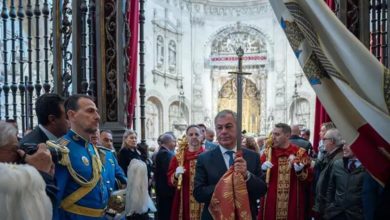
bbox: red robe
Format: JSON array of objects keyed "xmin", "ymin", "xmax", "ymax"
[
  {"xmin": 168, "ymin": 147, "xmax": 204, "ymax": 220},
  {"xmin": 258, "ymin": 144, "xmax": 312, "ymax": 220}
]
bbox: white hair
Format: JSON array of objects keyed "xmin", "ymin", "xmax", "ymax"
[
  {"xmin": 0, "ymin": 163, "xmax": 52, "ymax": 220},
  {"xmin": 125, "ymin": 159, "xmax": 156, "ymax": 216},
  {"xmin": 0, "ymin": 121, "xmax": 17, "ymax": 148}
]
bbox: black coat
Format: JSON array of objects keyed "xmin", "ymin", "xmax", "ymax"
[
  {"xmin": 20, "ymin": 126, "xmax": 58, "ymax": 206},
  {"xmin": 20, "ymin": 126, "xmax": 49, "ymax": 145},
  {"xmin": 154, "ymin": 146, "xmax": 175, "ymax": 220},
  {"xmin": 324, "ymin": 158, "xmax": 365, "ymax": 220},
  {"xmin": 193, "ymin": 147, "xmax": 267, "ymax": 220},
  {"xmin": 118, "ymin": 147, "xmax": 143, "ymax": 176}
]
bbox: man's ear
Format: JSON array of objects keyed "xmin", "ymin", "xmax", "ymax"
[{"xmin": 66, "ymin": 110, "xmax": 75, "ymax": 121}]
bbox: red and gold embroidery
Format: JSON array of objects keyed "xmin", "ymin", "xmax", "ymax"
[{"xmin": 276, "ymin": 157, "xmax": 290, "ymax": 220}]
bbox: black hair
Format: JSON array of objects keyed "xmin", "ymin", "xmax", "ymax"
[
  {"xmin": 275, "ymin": 123, "xmax": 291, "ymax": 134},
  {"xmin": 100, "ymin": 129, "xmax": 113, "ymax": 135},
  {"xmin": 186, "ymin": 124, "xmax": 201, "ymax": 134},
  {"xmin": 64, "ymin": 94, "xmax": 94, "ymax": 115},
  {"xmin": 35, "ymin": 93, "xmax": 64, "ymax": 125}
]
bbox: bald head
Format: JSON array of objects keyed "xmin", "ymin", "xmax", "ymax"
[
  {"xmin": 291, "ymin": 125, "xmax": 300, "ymax": 136},
  {"xmin": 205, "ymin": 128, "xmax": 215, "ymax": 142}
]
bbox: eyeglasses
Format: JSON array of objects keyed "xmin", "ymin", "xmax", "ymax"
[{"xmin": 323, "ymin": 137, "xmax": 333, "ymax": 141}]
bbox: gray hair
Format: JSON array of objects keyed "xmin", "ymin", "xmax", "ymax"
[
  {"xmin": 160, "ymin": 133, "xmax": 175, "ymax": 145},
  {"xmin": 325, "ymin": 128, "xmax": 343, "ymax": 146},
  {"xmin": 214, "ymin": 109, "xmax": 237, "ymax": 125},
  {"xmin": 0, "ymin": 121, "xmax": 18, "ymax": 148},
  {"xmin": 121, "ymin": 129, "xmax": 137, "ymax": 148},
  {"xmin": 0, "ymin": 163, "xmax": 53, "ymax": 220}
]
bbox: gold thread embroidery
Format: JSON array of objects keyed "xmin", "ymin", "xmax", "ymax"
[
  {"xmin": 276, "ymin": 157, "xmax": 290, "ymax": 220},
  {"xmin": 189, "ymin": 159, "xmax": 202, "ymax": 220}
]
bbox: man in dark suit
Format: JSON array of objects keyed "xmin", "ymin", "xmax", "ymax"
[
  {"xmin": 154, "ymin": 132, "xmax": 176, "ymax": 220},
  {"xmin": 193, "ymin": 110, "xmax": 267, "ymax": 220},
  {"xmin": 21, "ymin": 93, "xmax": 68, "ymax": 145}
]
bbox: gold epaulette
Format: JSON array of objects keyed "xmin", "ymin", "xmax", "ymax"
[
  {"xmin": 96, "ymin": 145, "xmax": 112, "ymax": 152},
  {"xmin": 57, "ymin": 137, "xmax": 70, "ymax": 147},
  {"xmin": 46, "ymin": 138, "xmax": 70, "ymax": 166}
]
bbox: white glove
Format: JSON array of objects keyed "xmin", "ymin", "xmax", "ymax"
[
  {"xmin": 175, "ymin": 166, "xmax": 185, "ymax": 178},
  {"xmin": 293, "ymin": 163, "xmax": 305, "ymax": 172},
  {"xmin": 261, "ymin": 161, "xmax": 273, "ymax": 171}
]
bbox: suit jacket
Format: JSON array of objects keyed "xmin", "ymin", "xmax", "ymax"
[
  {"xmin": 20, "ymin": 126, "xmax": 49, "ymax": 145},
  {"xmin": 154, "ymin": 146, "xmax": 175, "ymax": 198},
  {"xmin": 193, "ymin": 147, "xmax": 267, "ymax": 220},
  {"xmin": 20, "ymin": 126, "xmax": 58, "ymax": 208}
]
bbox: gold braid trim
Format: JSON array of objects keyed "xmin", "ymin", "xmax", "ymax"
[
  {"xmin": 276, "ymin": 157, "xmax": 290, "ymax": 220},
  {"xmin": 189, "ymin": 159, "xmax": 202, "ymax": 220},
  {"xmin": 53, "ymin": 139, "xmax": 102, "ymax": 187}
]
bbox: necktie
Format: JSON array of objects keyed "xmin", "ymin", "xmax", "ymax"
[
  {"xmin": 349, "ymin": 160, "xmax": 356, "ymax": 172},
  {"xmin": 226, "ymin": 151, "xmax": 234, "ymax": 167}
]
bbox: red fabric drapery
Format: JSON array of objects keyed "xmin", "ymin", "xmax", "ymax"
[
  {"xmin": 313, "ymin": 98, "xmax": 331, "ymax": 152},
  {"xmin": 127, "ymin": 0, "xmax": 139, "ymax": 128},
  {"xmin": 324, "ymin": 0, "xmax": 335, "ymax": 11}
]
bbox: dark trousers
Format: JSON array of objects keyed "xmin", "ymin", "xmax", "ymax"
[{"xmin": 156, "ymin": 195, "xmax": 173, "ymax": 220}]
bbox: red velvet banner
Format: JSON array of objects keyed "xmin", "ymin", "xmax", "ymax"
[{"xmin": 126, "ymin": 0, "xmax": 139, "ymax": 128}]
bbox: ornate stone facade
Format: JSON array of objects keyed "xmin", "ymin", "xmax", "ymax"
[{"xmin": 141, "ymin": 0, "xmax": 316, "ymax": 148}]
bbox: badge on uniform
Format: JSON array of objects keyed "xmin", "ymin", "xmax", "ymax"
[
  {"xmin": 81, "ymin": 156, "xmax": 90, "ymax": 166},
  {"xmin": 109, "ymin": 159, "xmax": 114, "ymax": 166}
]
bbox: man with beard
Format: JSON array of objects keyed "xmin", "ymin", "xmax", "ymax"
[
  {"xmin": 258, "ymin": 123, "xmax": 312, "ymax": 220},
  {"xmin": 54, "ymin": 94, "xmax": 108, "ymax": 220},
  {"xmin": 168, "ymin": 125, "xmax": 205, "ymax": 220}
]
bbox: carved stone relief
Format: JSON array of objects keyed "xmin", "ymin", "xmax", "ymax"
[
  {"xmin": 289, "ymin": 98, "xmax": 310, "ymax": 127},
  {"xmin": 169, "ymin": 101, "xmax": 189, "ymax": 138}
]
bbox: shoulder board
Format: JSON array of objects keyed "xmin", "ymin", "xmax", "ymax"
[
  {"xmin": 56, "ymin": 137, "xmax": 70, "ymax": 147},
  {"xmin": 97, "ymin": 145, "xmax": 112, "ymax": 152}
]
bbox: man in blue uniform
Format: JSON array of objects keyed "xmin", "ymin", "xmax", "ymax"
[
  {"xmin": 90, "ymin": 130, "xmax": 127, "ymax": 192},
  {"xmin": 54, "ymin": 94, "xmax": 108, "ymax": 220}
]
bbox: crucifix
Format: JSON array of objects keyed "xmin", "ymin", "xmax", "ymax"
[{"xmin": 228, "ymin": 47, "xmax": 251, "ymax": 150}]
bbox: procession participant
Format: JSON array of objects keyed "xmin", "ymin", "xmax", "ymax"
[
  {"xmin": 168, "ymin": 125, "xmax": 205, "ymax": 220},
  {"xmin": 194, "ymin": 110, "xmax": 267, "ymax": 220},
  {"xmin": 54, "ymin": 94, "xmax": 108, "ymax": 220},
  {"xmin": 258, "ymin": 123, "xmax": 312, "ymax": 220}
]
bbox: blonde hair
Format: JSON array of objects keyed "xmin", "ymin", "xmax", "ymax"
[
  {"xmin": 0, "ymin": 163, "xmax": 52, "ymax": 220},
  {"xmin": 125, "ymin": 160, "xmax": 156, "ymax": 216},
  {"xmin": 121, "ymin": 129, "xmax": 137, "ymax": 148}
]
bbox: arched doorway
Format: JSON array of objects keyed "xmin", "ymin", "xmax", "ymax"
[
  {"xmin": 208, "ymin": 22, "xmax": 271, "ymax": 135},
  {"xmin": 218, "ymin": 77, "xmax": 261, "ymax": 134}
]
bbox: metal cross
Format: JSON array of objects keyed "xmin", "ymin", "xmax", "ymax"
[{"xmin": 228, "ymin": 47, "xmax": 251, "ymax": 150}]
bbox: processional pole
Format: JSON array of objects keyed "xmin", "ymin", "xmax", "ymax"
[{"xmin": 229, "ymin": 47, "xmax": 251, "ymax": 150}]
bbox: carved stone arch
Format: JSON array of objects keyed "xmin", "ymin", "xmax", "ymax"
[
  {"xmin": 204, "ymin": 22, "xmax": 273, "ymax": 58},
  {"xmin": 206, "ymin": 23, "xmax": 270, "ymax": 135},
  {"xmin": 217, "ymin": 77, "xmax": 261, "ymax": 134},
  {"xmin": 146, "ymin": 96, "xmax": 163, "ymax": 143},
  {"xmin": 289, "ymin": 97, "xmax": 310, "ymax": 128}
]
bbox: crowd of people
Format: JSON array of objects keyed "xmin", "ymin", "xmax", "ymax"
[{"xmin": 0, "ymin": 93, "xmax": 388, "ymax": 220}]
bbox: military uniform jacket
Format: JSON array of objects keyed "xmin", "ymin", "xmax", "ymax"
[{"xmin": 54, "ymin": 130, "xmax": 109, "ymax": 220}]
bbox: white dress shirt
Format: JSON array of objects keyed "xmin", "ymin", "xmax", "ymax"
[{"xmin": 219, "ymin": 145, "xmax": 237, "ymax": 169}]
